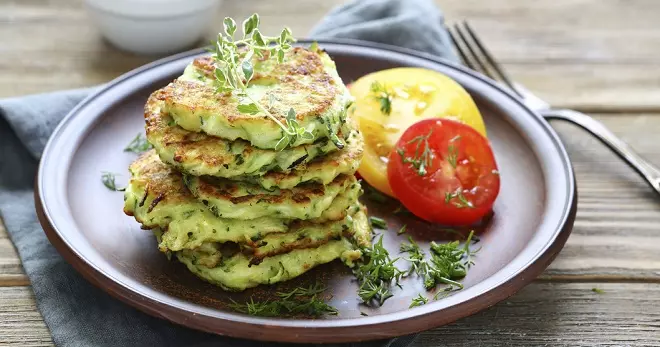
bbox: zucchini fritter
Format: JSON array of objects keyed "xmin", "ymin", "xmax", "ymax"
[
  {"xmin": 184, "ymin": 174, "xmax": 361, "ymax": 220},
  {"xmin": 165, "ymin": 48, "xmax": 352, "ymax": 149},
  {"xmin": 165, "ymin": 208, "xmax": 371, "ymax": 291},
  {"xmin": 123, "ymin": 151, "xmax": 357, "ymax": 252},
  {"xmin": 145, "ymin": 93, "xmax": 343, "ymax": 180}
]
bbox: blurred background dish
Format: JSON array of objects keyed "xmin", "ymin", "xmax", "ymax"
[{"xmin": 84, "ymin": 0, "xmax": 222, "ymax": 55}]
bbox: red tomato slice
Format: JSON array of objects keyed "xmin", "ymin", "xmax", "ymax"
[{"xmin": 387, "ymin": 118, "xmax": 500, "ymax": 226}]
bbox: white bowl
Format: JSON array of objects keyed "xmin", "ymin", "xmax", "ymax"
[{"xmin": 85, "ymin": 0, "xmax": 222, "ymax": 55}]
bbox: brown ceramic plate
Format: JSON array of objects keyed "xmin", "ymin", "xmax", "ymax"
[{"xmin": 35, "ymin": 39, "xmax": 576, "ymax": 343}]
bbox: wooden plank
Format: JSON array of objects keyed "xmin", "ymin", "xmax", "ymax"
[
  {"xmin": 0, "ymin": 287, "xmax": 51, "ymax": 346},
  {"xmin": 0, "ymin": 224, "xmax": 28, "ymax": 287},
  {"xmin": 1, "ymin": 0, "xmax": 660, "ymax": 110},
  {"xmin": 414, "ymin": 282, "xmax": 660, "ymax": 346},
  {"xmin": 1, "ymin": 114, "xmax": 660, "ymax": 282},
  {"xmin": 544, "ymin": 114, "xmax": 660, "ymax": 279},
  {"xmin": 1, "ymin": 283, "xmax": 658, "ymax": 346}
]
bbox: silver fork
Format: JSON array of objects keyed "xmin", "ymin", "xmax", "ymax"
[{"xmin": 448, "ymin": 21, "xmax": 660, "ymax": 196}]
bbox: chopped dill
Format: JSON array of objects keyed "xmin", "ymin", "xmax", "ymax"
[
  {"xmin": 409, "ymin": 293, "xmax": 429, "ymax": 308},
  {"xmin": 229, "ymin": 281, "xmax": 337, "ymax": 317},
  {"xmin": 370, "ymin": 81, "xmax": 394, "ymax": 115},
  {"xmin": 353, "ymin": 235, "xmax": 404, "ymax": 306}
]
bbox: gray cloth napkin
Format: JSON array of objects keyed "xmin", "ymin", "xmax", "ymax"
[{"xmin": 0, "ymin": 0, "xmax": 456, "ymax": 346}]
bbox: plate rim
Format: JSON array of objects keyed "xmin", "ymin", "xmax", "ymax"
[{"xmin": 35, "ymin": 38, "xmax": 577, "ymax": 343}]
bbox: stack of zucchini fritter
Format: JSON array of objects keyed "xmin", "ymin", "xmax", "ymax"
[{"xmin": 123, "ymin": 47, "xmax": 369, "ymax": 291}]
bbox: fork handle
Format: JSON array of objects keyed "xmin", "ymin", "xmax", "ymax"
[{"xmin": 541, "ymin": 109, "xmax": 660, "ymax": 194}]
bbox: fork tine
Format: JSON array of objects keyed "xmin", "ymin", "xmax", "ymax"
[
  {"xmin": 453, "ymin": 23, "xmax": 495, "ymax": 80},
  {"xmin": 462, "ymin": 21, "xmax": 523, "ymax": 97},
  {"xmin": 447, "ymin": 26, "xmax": 476, "ymax": 70}
]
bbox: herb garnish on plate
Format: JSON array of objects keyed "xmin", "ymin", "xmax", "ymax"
[{"xmin": 229, "ymin": 282, "xmax": 337, "ymax": 317}]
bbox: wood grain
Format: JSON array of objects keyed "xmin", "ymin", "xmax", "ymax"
[
  {"xmin": 1, "ymin": 283, "xmax": 658, "ymax": 346},
  {"xmin": 0, "ymin": 224, "xmax": 28, "ymax": 287},
  {"xmin": 1, "ymin": 0, "xmax": 660, "ymax": 110}
]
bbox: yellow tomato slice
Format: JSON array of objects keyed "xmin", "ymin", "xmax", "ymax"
[{"xmin": 349, "ymin": 67, "xmax": 487, "ymax": 197}]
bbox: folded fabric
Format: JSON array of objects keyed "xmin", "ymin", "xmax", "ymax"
[{"xmin": 0, "ymin": 0, "xmax": 456, "ymax": 345}]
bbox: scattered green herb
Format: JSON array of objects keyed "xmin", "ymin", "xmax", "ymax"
[
  {"xmin": 397, "ymin": 225, "xmax": 408, "ymax": 235},
  {"xmin": 432, "ymin": 287, "xmax": 454, "ymax": 301},
  {"xmin": 396, "ymin": 128, "xmax": 434, "ymax": 176},
  {"xmin": 446, "ymin": 135, "xmax": 461, "ymax": 168},
  {"xmin": 124, "ymin": 133, "xmax": 152, "ymax": 154},
  {"xmin": 229, "ymin": 282, "xmax": 337, "ymax": 317},
  {"xmin": 444, "ymin": 188, "xmax": 474, "ymax": 209},
  {"xmin": 400, "ymin": 231, "xmax": 480, "ymax": 292},
  {"xmin": 353, "ymin": 235, "xmax": 404, "ymax": 306},
  {"xmin": 101, "ymin": 172, "xmax": 125, "ymax": 191},
  {"xmin": 400, "ymin": 236, "xmax": 435, "ymax": 289},
  {"xmin": 592, "ymin": 287, "xmax": 605, "ymax": 294},
  {"xmin": 277, "ymin": 281, "xmax": 327, "ymax": 300},
  {"xmin": 370, "ymin": 81, "xmax": 394, "ymax": 115},
  {"xmin": 369, "ymin": 216, "xmax": 388, "ymax": 230},
  {"xmin": 210, "ymin": 14, "xmax": 323, "ymax": 151},
  {"xmin": 409, "ymin": 293, "xmax": 429, "ymax": 308}
]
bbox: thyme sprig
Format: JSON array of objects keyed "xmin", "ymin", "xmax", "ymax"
[
  {"xmin": 229, "ymin": 281, "xmax": 337, "ymax": 317},
  {"xmin": 396, "ymin": 128, "xmax": 435, "ymax": 176},
  {"xmin": 124, "ymin": 133, "xmax": 152, "ymax": 154},
  {"xmin": 353, "ymin": 235, "xmax": 404, "ymax": 306},
  {"xmin": 370, "ymin": 81, "xmax": 394, "ymax": 115},
  {"xmin": 101, "ymin": 172, "xmax": 125, "ymax": 192},
  {"xmin": 210, "ymin": 14, "xmax": 315, "ymax": 151}
]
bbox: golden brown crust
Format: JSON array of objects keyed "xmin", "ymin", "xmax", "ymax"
[
  {"xmin": 192, "ymin": 174, "xmax": 352, "ymax": 207},
  {"xmin": 166, "ymin": 47, "xmax": 339, "ymax": 125}
]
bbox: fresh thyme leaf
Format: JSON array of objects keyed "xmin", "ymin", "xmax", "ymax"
[
  {"xmin": 124, "ymin": 133, "xmax": 152, "ymax": 154},
  {"xmin": 360, "ymin": 311, "xmax": 369, "ymax": 316},
  {"xmin": 409, "ymin": 293, "xmax": 429, "ymax": 308},
  {"xmin": 353, "ymin": 235, "xmax": 404, "ymax": 306},
  {"xmin": 397, "ymin": 225, "xmax": 407, "ymax": 235},
  {"xmin": 370, "ymin": 81, "xmax": 393, "ymax": 115},
  {"xmin": 397, "ymin": 128, "xmax": 434, "ymax": 176},
  {"xmin": 369, "ymin": 216, "xmax": 388, "ymax": 230},
  {"xmin": 230, "ymin": 282, "xmax": 337, "ymax": 317},
  {"xmin": 211, "ymin": 13, "xmax": 312, "ymax": 151},
  {"xmin": 223, "ymin": 17, "xmax": 237, "ymax": 37},
  {"xmin": 237, "ymin": 103, "xmax": 260, "ymax": 115},
  {"xmin": 592, "ymin": 287, "xmax": 605, "ymax": 294},
  {"xmin": 101, "ymin": 172, "xmax": 125, "ymax": 192}
]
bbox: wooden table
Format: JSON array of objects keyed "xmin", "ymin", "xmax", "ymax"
[{"xmin": 2, "ymin": 0, "xmax": 659, "ymax": 345}]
